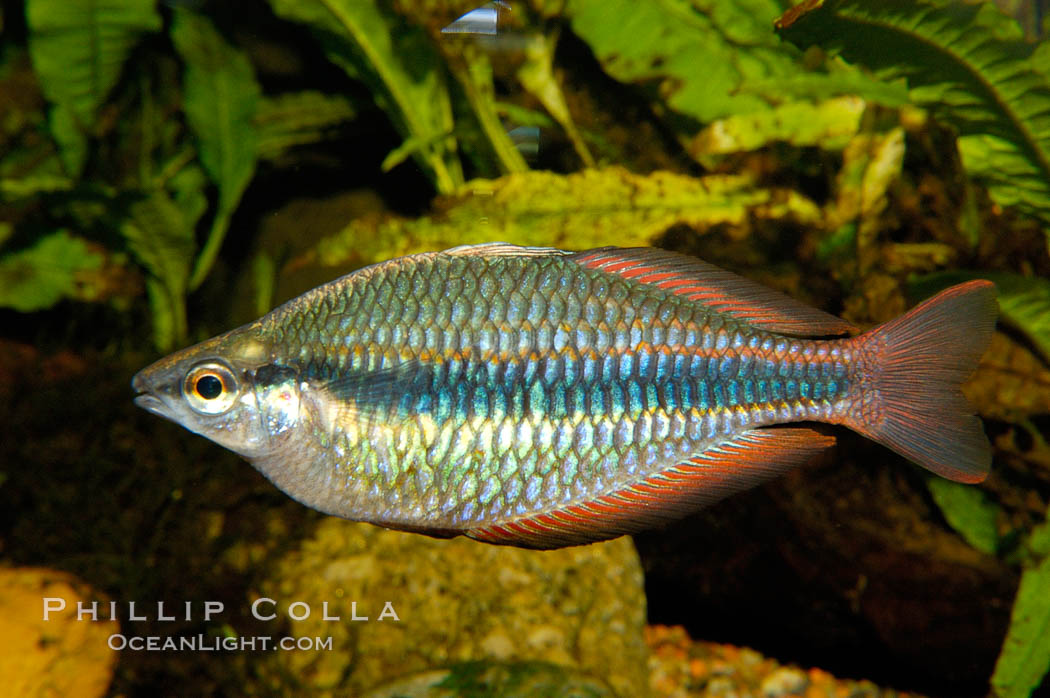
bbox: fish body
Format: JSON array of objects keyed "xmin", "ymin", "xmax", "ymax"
[{"xmin": 132, "ymin": 244, "xmax": 997, "ymax": 548}]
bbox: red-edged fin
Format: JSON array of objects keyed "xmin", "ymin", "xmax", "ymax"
[
  {"xmin": 849, "ymin": 280, "xmax": 997, "ymax": 483},
  {"xmin": 466, "ymin": 427, "xmax": 836, "ymax": 549},
  {"xmin": 572, "ymin": 247, "xmax": 855, "ymax": 336}
]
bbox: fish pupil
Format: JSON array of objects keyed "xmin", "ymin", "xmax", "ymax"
[{"xmin": 196, "ymin": 375, "xmax": 223, "ymax": 400}]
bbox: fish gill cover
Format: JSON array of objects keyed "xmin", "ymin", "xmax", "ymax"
[{"xmin": 1, "ymin": 0, "xmax": 1050, "ymax": 695}]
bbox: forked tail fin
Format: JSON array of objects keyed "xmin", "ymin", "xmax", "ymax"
[{"xmin": 850, "ymin": 280, "xmax": 998, "ymax": 483}]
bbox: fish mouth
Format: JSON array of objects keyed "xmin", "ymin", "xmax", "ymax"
[
  {"xmin": 133, "ymin": 393, "xmax": 173, "ymax": 419},
  {"xmin": 131, "ymin": 368, "xmax": 151, "ymax": 396},
  {"xmin": 132, "ymin": 370, "xmax": 176, "ymax": 421}
]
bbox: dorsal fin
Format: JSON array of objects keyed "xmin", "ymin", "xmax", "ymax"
[
  {"xmin": 444, "ymin": 242, "xmax": 569, "ymax": 258},
  {"xmin": 572, "ymin": 247, "xmax": 855, "ymax": 336},
  {"xmin": 466, "ymin": 427, "xmax": 836, "ymax": 549}
]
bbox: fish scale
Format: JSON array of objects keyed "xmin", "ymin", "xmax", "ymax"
[
  {"xmin": 257, "ymin": 254, "xmax": 850, "ymax": 525},
  {"xmin": 133, "ymin": 243, "xmax": 997, "ymax": 548}
]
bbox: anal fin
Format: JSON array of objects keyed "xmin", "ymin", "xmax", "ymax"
[{"xmin": 467, "ymin": 427, "xmax": 836, "ymax": 549}]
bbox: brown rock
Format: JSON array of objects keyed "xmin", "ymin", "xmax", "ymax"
[
  {"xmin": 0, "ymin": 567, "xmax": 119, "ymax": 698},
  {"xmin": 250, "ymin": 519, "xmax": 649, "ymax": 697}
]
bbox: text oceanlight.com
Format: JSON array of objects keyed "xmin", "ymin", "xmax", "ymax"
[{"xmin": 107, "ymin": 634, "xmax": 334, "ymax": 652}]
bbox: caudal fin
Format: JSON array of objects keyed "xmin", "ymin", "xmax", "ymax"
[{"xmin": 850, "ymin": 280, "xmax": 997, "ymax": 483}]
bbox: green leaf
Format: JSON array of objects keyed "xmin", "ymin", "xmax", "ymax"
[
  {"xmin": 170, "ymin": 10, "xmax": 261, "ymax": 291},
  {"xmin": 688, "ymin": 96, "xmax": 866, "ymax": 156},
  {"xmin": 443, "ymin": 42, "xmax": 527, "ymax": 175},
  {"xmin": 169, "ymin": 163, "xmax": 209, "ymax": 235},
  {"xmin": 0, "ymin": 174, "xmax": 74, "ymax": 201},
  {"xmin": 26, "ymin": 0, "xmax": 161, "ymax": 170},
  {"xmin": 827, "ymin": 126, "xmax": 907, "ymax": 276},
  {"xmin": 777, "ymin": 0, "xmax": 1050, "ymax": 238},
  {"xmin": 311, "ymin": 167, "xmax": 821, "ymax": 268},
  {"xmin": 516, "ymin": 32, "xmax": 594, "ymax": 167},
  {"xmin": 737, "ymin": 70, "xmax": 911, "ymax": 107},
  {"xmin": 566, "ymin": 0, "xmax": 789, "ymax": 125},
  {"xmin": 925, "ymin": 478, "xmax": 1000, "ymax": 556},
  {"xmin": 26, "ymin": 0, "xmax": 162, "ymax": 123},
  {"xmin": 251, "ymin": 251, "xmax": 277, "ymax": 318},
  {"xmin": 121, "ymin": 191, "xmax": 196, "ymax": 349},
  {"xmin": 909, "ymin": 271, "xmax": 1050, "ymax": 365},
  {"xmin": 255, "ymin": 91, "xmax": 357, "ymax": 161},
  {"xmin": 495, "ymin": 102, "xmax": 556, "ymax": 130},
  {"xmin": 1031, "ymin": 517, "xmax": 1050, "ymax": 558},
  {"xmin": 0, "ymin": 231, "xmax": 103, "ymax": 311},
  {"xmin": 48, "ymin": 103, "xmax": 89, "ymax": 177},
  {"xmin": 565, "ymin": 0, "xmax": 897, "ymax": 132},
  {"xmin": 381, "ymin": 133, "xmax": 450, "ymax": 174},
  {"xmin": 992, "ymin": 518, "xmax": 1050, "ymax": 698},
  {"xmin": 268, "ymin": 0, "xmax": 462, "ymax": 193}
]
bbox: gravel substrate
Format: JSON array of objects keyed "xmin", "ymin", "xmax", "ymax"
[{"xmin": 646, "ymin": 625, "xmax": 926, "ymax": 698}]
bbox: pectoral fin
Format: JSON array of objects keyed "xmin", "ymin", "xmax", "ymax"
[{"xmin": 320, "ymin": 359, "xmax": 434, "ymax": 427}]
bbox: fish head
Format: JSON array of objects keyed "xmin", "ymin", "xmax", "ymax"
[{"xmin": 131, "ymin": 325, "xmax": 301, "ymax": 459}]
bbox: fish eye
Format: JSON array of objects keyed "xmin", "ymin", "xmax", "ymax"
[
  {"xmin": 184, "ymin": 362, "xmax": 239, "ymax": 415},
  {"xmin": 195, "ymin": 374, "xmax": 223, "ymax": 399}
]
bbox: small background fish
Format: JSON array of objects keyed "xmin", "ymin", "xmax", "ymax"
[{"xmin": 133, "ymin": 243, "xmax": 997, "ymax": 549}]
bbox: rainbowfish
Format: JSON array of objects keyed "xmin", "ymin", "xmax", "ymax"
[{"xmin": 132, "ymin": 244, "xmax": 997, "ymax": 548}]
